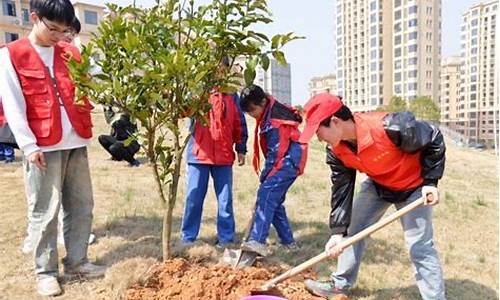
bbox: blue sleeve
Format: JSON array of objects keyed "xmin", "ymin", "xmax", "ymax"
[
  {"xmin": 259, "ymin": 126, "xmax": 280, "ymax": 182},
  {"xmin": 233, "ymin": 93, "xmax": 248, "ymax": 154}
]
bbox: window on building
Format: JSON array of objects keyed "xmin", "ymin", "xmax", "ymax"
[
  {"xmin": 394, "ymin": 0, "xmax": 401, "ymax": 7},
  {"xmin": 395, "ymin": 10, "xmax": 401, "ymax": 20},
  {"xmin": 370, "ymin": 37, "xmax": 377, "ymax": 47},
  {"xmin": 408, "ymin": 70, "xmax": 417, "ymax": 78},
  {"xmin": 426, "ymin": 7, "xmax": 432, "ymax": 14},
  {"xmin": 394, "ymin": 22, "xmax": 401, "ymax": 32},
  {"xmin": 395, "ymin": 84, "xmax": 401, "ymax": 93},
  {"xmin": 5, "ymin": 32, "xmax": 19, "ymax": 42},
  {"xmin": 409, "ymin": 57, "xmax": 418, "ymax": 65},
  {"xmin": 370, "ymin": 1, "xmax": 377, "ymax": 11},
  {"xmin": 395, "ymin": 47, "xmax": 401, "ymax": 57},
  {"xmin": 370, "ymin": 50, "xmax": 377, "ymax": 59},
  {"xmin": 408, "ymin": 44, "xmax": 417, "ymax": 52},
  {"xmin": 2, "ymin": 0, "xmax": 16, "ymax": 16},
  {"xmin": 84, "ymin": 10, "xmax": 98, "ymax": 25},
  {"xmin": 408, "ymin": 83, "xmax": 417, "ymax": 91},
  {"xmin": 370, "ymin": 13, "xmax": 377, "ymax": 23},
  {"xmin": 370, "ymin": 25, "xmax": 377, "ymax": 35},
  {"xmin": 471, "ymin": 38, "xmax": 477, "ymax": 45},
  {"xmin": 395, "ymin": 35, "xmax": 401, "ymax": 45},
  {"xmin": 408, "ymin": 19, "xmax": 417, "ymax": 27},
  {"xmin": 371, "ymin": 62, "xmax": 377, "ymax": 71},
  {"xmin": 408, "ymin": 32, "xmax": 417, "ymax": 40},
  {"xmin": 395, "ymin": 72, "xmax": 401, "ymax": 81},
  {"xmin": 394, "ymin": 60, "xmax": 401, "ymax": 69},
  {"xmin": 409, "ymin": 5, "xmax": 417, "ymax": 14},
  {"xmin": 471, "ymin": 28, "xmax": 478, "ymax": 36},
  {"xmin": 471, "ymin": 19, "xmax": 478, "ymax": 26},
  {"xmin": 21, "ymin": 8, "xmax": 29, "ymax": 23}
]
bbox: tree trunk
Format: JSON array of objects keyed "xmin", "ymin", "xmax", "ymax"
[{"xmin": 162, "ymin": 130, "xmax": 185, "ymax": 260}]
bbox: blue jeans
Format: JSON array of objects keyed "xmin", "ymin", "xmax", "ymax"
[
  {"xmin": 331, "ymin": 179, "xmax": 446, "ymax": 300},
  {"xmin": 181, "ymin": 164, "xmax": 235, "ymax": 243},
  {"xmin": 24, "ymin": 147, "xmax": 94, "ymax": 279},
  {"xmin": 249, "ymin": 158, "xmax": 297, "ymax": 245},
  {"xmin": 0, "ymin": 143, "xmax": 14, "ymax": 160}
]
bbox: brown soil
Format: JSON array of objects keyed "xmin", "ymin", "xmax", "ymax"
[{"xmin": 126, "ymin": 258, "xmax": 325, "ymax": 300}]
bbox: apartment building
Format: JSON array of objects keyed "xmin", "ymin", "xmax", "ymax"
[
  {"xmin": 235, "ymin": 57, "xmax": 292, "ymax": 105},
  {"xmin": 336, "ymin": 0, "xmax": 441, "ymax": 112},
  {"xmin": 0, "ymin": 0, "xmax": 104, "ymax": 48},
  {"xmin": 439, "ymin": 56, "xmax": 461, "ymax": 126},
  {"xmin": 458, "ymin": 0, "xmax": 498, "ymax": 145},
  {"xmin": 308, "ymin": 74, "xmax": 337, "ymax": 97}
]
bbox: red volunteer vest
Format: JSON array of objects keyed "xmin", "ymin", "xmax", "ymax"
[
  {"xmin": 5, "ymin": 38, "xmax": 93, "ymax": 146},
  {"xmin": 332, "ymin": 112, "xmax": 423, "ymax": 191},
  {"xmin": 192, "ymin": 92, "xmax": 241, "ymax": 165}
]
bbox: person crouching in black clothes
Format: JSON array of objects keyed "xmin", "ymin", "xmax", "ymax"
[{"xmin": 99, "ymin": 106, "xmax": 141, "ymax": 167}]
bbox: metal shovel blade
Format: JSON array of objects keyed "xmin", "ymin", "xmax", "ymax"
[{"xmin": 222, "ymin": 248, "xmax": 258, "ymax": 268}]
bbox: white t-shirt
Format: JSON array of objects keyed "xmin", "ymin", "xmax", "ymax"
[{"xmin": 0, "ymin": 41, "xmax": 90, "ymax": 157}]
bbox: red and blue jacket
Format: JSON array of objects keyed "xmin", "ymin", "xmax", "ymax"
[
  {"xmin": 253, "ymin": 96, "xmax": 308, "ymax": 182},
  {"xmin": 186, "ymin": 92, "xmax": 248, "ymax": 165}
]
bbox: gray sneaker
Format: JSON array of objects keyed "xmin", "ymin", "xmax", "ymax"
[
  {"xmin": 36, "ymin": 277, "xmax": 62, "ymax": 296},
  {"xmin": 65, "ymin": 262, "xmax": 106, "ymax": 279},
  {"xmin": 280, "ymin": 242, "xmax": 300, "ymax": 251},
  {"xmin": 304, "ymin": 279, "xmax": 349, "ymax": 299},
  {"xmin": 241, "ymin": 240, "xmax": 268, "ymax": 257}
]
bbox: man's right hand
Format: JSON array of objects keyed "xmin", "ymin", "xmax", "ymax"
[
  {"xmin": 28, "ymin": 151, "xmax": 46, "ymax": 171},
  {"xmin": 325, "ymin": 234, "xmax": 345, "ymax": 258}
]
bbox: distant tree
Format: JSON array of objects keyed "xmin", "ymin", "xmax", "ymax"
[
  {"xmin": 376, "ymin": 96, "xmax": 407, "ymax": 112},
  {"xmin": 409, "ymin": 96, "xmax": 440, "ymax": 122},
  {"xmin": 294, "ymin": 104, "xmax": 303, "ymax": 113}
]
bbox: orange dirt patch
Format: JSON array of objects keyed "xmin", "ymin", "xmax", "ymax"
[{"xmin": 126, "ymin": 258, "xmax": 325, "ymax": 300}]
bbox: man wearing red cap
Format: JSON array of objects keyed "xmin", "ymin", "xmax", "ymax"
[{"xmin": 300, "ymin": 93, "xmax": 446, "ymax": 300}]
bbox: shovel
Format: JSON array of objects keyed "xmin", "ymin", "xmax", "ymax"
[
  {"xmin": 252, "ymin": 196, "xmax": 428, "ymax": 294},
  {"xmin": 222, "ymin": 203, "xmax": 258, "ymax": 268}
]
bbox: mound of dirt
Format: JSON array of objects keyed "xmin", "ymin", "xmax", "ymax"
[{"xmin": 126, "ymin": 258, "xmax": 324, "ymax": 300}]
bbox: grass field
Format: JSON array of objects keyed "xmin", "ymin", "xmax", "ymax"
[{"xmin": 0, "ymin": 109, "xmax": 498, "ymax": 299}]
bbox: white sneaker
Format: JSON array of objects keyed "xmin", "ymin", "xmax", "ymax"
[
  {"xmin": 65, "ymin": 262, "xmax": 106, "ymax": 279},
  {"xmin": 36, "ymin": 277, "xmax": 62, "ymax": 296},
  {"xmin": 241, "ymin": 240, "xmax": 268, "ymax": 256}
]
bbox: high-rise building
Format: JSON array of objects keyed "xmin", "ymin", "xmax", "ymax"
[
  {"xmin": 235, "ymin": 57, "xmax": 292, "ymax": 105},
  {"xmin": 0, "ymin": 0, "xmax": 104, "ymax": 48},
  {"xmin": 336, "ymin": 0, "xmax": 441, "ymax": 111},
  {"xmin": 308, "ymin": 74, "xmax": 337, "ymax": 97},
  {"xmin": 439, "ymin": 56, "xmax": 461, "ymax": 126},
  {"xmin": 459, "ymin": 0, "xmax": 498, "ymax": 145}
]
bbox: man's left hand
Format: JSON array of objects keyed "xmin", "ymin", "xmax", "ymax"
[
  {"xmin": 422, "ymin": 185, "xmax": 439, "ymax": 205},
  {"xmin": 237, "ymin": 153, "xmax": 246, "ymax": 166}
]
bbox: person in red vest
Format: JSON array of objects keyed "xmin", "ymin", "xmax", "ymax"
[
  {"xmin": 181, "ymin": 57, "xmax": 248, "ymax": 248},
  {"xmin": 0, "ymin": 0, "xmax": 105, "ymax": 296},
  {"xmin": 238, "ymin": 84, "xmax": 308, "ymax": 256},
  {"xmin": 299, "ymin": 94, "xmax": 446, "ymax": 300}
]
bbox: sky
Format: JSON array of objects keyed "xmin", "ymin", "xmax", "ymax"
[{"xmin": 83, "ymin": 0, "xmax": 482, "ymax": 105}]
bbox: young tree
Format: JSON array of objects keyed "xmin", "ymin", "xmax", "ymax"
[
  {"xmin": 69, "ymin": 0, "xmax": 300, "ymax": 260},
  {"xmin": 376, "ymin": 96, "xmax": 407, "ymax": 112},
  {"xmin": 409, "ymin": 96, "xmax": 441, "ymax": 122}
]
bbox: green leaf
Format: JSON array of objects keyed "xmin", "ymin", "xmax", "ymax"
[
  {"xmin": 243, "ymin": 66, "xmax": 256, "ymax": 86},
  {"xmin": 271, "ymin": 34, "xmax": 281, "ymax": 49},
  {"xmin": 260, "ymin": 54, "xmax": 270, "ymax": 71},
  {"xmin": 272, "ymin": 51, "xmax": 286, "ymax": 65}
]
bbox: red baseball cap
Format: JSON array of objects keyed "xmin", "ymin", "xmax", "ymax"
[{"xmin": 299, "ymin": 93, "xmax": 343, "ymax": 143}]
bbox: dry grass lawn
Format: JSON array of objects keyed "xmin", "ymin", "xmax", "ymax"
[{"xmin": 0, "ymin": 109, "xmax": 498, "ymax": 299}]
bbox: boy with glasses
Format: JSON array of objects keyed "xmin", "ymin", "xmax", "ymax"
[{"xmin": 0, "ymin": 0, "xmax": 105, "ymax": 296}]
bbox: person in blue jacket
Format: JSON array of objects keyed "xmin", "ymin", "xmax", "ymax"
[
  {"xmin": 181, "ymin": 60, "xmax": 248, "ymax": 247},
  {"xmin": 238, "ymin": 84, "xmax": 308, "ymax": 256}
]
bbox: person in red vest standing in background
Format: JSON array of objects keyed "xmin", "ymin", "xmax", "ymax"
[
  {"xmin": 180, "ymin": 57, "xmax": 248, "ymax": 249},
  {"xmin": 0, "ymin": 0, "xmax": 105, "ymax": 296}
]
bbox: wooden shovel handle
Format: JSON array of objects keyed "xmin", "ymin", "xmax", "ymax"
[{"xmin": 262, "ymin": 197, "xmax": 426, "ymax": 289}]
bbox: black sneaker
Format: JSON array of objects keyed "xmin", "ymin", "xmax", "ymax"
[
  {"xmin": 129, "ymin": 159, "xmax": 141, "ymax": 167},
  {"xmin": 304, "ymin": 279, "xmax": 349, "ymax": 299}
]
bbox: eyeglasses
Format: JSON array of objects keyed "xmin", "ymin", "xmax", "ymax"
[{"xmin": 39, "ymin": 17, "xmax": 74, "ymax": 36}]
